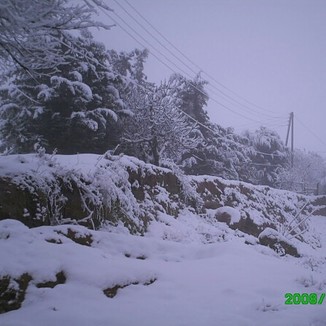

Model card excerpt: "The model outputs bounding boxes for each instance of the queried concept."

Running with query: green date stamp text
[285,293,325,305]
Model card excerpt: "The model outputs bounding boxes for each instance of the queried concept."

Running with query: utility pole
[285,112,294,167]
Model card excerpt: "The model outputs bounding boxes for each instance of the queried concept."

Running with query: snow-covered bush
[161,159,203,209]
[120,76,203,166]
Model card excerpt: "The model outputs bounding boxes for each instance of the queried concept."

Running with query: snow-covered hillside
[0,152,324,234]
[1,153,326,325]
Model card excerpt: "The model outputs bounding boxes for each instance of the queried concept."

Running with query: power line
[116,0,277,120]
[123,0,278,118]
[109,6,195,80]
[234,118,288,130]
[247,162,283,167]
[255,150,286,158]
[103,6,267,123]
[112,0,199,76]
[296,116,326,149]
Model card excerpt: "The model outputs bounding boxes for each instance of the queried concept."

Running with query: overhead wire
[115,0,276,119]
[87,3,326,161]
[247,162,283,167]
[231,118,289,132]
[295,116,326,149]
[106,0,290,124]
[123,0,279,118]
[102,5,268,123]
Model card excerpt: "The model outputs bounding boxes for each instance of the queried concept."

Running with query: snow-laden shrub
[7,152,144,232]
[91,155,141,231]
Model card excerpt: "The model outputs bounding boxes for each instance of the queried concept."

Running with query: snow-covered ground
[1,213,326,326]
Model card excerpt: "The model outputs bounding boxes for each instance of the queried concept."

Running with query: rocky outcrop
[0,273,32,314]
[0,177,48,227]
[193,175,326,239]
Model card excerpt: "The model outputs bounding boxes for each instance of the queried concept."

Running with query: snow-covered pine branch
[0,33,133,154]
[0,0,113,73]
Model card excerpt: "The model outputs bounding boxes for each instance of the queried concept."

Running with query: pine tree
[0,34,135,154]
[244,127,289,187]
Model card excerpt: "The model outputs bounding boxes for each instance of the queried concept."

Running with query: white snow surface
[0,153,170,178]
[0,153,326,325]
[1,215,326,326]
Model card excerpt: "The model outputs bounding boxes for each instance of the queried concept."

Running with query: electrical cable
[102,6,273,124]
[295,116,326,149]
[115,0,277,119]
[95,4,291,159]
[123,0,278,117]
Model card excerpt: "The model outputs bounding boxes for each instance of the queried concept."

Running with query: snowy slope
[0,215,326,326]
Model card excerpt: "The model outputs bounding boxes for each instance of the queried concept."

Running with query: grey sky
[93,0,326,155]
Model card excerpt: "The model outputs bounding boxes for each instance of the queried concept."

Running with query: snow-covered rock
[259,227,300,257]
[210,206,241,225]
[0,154,196,232]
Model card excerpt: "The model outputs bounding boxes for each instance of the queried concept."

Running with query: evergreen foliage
[0,35,140,154]
[244,127,289,186]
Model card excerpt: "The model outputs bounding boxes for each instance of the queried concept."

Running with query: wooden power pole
[285,112,294,167]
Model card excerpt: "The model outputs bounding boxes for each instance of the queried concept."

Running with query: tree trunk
[151,136,160,166]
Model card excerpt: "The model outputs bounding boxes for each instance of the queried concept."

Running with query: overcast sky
[93,0,326,155]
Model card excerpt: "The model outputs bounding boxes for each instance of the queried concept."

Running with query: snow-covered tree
[278,149,326,193]
[169,75,252,180]
[0,34,135,154]
[182,123,254,180]
[0,0,113,74]
[244,127,289,187]
[108,49,149,85]
[172,73,210,131]
[121,77,203,166]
